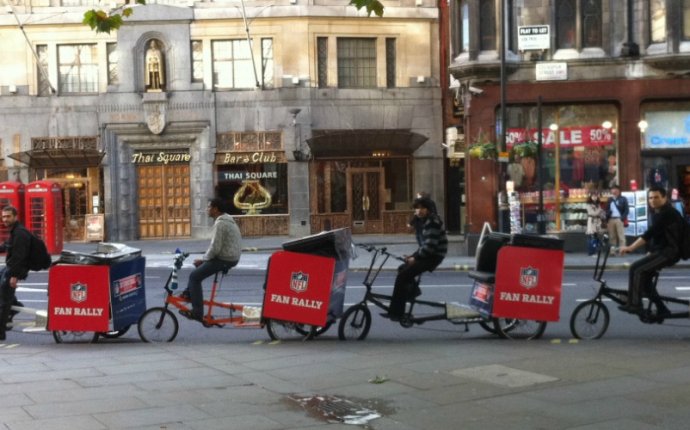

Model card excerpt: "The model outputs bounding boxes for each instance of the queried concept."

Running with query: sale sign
[262,251,336,327]
[492,246,564,322]
[48,265,111,332]
[507,126,614,148]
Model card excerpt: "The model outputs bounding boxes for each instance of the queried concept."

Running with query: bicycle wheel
[493,318,546,340]
[138,307,179,343]
[295,321,332,337]
[265,319,316,341]
[52,331,99,344]
[337,303,372,341]
[478,320,498,334]
[570,300,609,340]
[99,325,131,339]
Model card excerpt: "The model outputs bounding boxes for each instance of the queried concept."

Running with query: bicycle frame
[161,253,260,328]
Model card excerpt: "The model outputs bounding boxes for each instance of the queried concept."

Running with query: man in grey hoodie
[179,197,242,321]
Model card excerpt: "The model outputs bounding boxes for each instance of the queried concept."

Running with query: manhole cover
[288,394,382,425]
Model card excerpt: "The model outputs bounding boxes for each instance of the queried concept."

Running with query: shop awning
[306,129,428,157]
[8,148,105,169]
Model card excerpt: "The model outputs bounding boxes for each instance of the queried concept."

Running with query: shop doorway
[347,167,385,234]
[137,164,191,238]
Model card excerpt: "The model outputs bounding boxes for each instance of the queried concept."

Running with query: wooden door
[138,164,191,238]
[347,168,385,234]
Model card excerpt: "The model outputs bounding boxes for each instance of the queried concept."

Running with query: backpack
[27,232,52,271]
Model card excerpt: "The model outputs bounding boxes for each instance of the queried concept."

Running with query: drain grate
[288,394,382,425]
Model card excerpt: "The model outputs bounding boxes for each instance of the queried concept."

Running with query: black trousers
[389,256,443,317]
[628,253,675,308]
[0,269,17,335]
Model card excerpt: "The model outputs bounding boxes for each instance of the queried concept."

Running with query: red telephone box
[25,181,63,254]
[0,181,25,246]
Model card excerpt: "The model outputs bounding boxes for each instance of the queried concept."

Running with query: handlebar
[354,243,406,262]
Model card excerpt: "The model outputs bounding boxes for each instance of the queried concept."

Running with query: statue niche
[145,40,165,92]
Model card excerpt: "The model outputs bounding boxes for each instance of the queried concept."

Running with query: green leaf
[122,7,134,17]
[136,0,146,4]
[349,0,384,17]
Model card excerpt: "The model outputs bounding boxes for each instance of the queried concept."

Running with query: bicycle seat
[467,270,495,284]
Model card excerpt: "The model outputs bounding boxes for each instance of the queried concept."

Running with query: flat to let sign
[518,25,550,51]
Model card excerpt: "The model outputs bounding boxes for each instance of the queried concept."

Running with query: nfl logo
[290,272,309,293]
[70,283,87,303]
[519,267,539,289]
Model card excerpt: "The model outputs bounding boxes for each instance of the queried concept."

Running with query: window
[385,38,396,88]
[682,0,690,40]
[107,43,118,85]
[212,39,255,89]
[556,0,576,49]
[479,0,496,51]
[337,38,376,88]
[191,40,203,83]
[261,38,274,89]
[582,0,602,48]
[555,0,602,50]
[58,44,98,94]
[461,0,469,53]
[36,44,51,96]
[317,37,328,88]
[650,0,666,44]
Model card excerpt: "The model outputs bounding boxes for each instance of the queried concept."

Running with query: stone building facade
[0,0,442,241]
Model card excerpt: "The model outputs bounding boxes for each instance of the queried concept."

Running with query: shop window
[650,0,667,44]
[314,159,411,214]
[107,42,118,85]
[504,104,618,233]
[337,38,376,88]
[216,163,288,215]
[191,40,203,84]
[479,0,496,51]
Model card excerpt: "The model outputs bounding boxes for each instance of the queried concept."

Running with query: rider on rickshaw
[619,185,685,317]
[382,196,448,321]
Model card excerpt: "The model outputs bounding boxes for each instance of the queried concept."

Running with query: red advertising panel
[492,246,563,322]
[507,126,614,148]
[262,251,336,327]
[48,264,110,332]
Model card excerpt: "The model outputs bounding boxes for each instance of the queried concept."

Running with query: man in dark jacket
[384,197,448,321]
[0,206,31,340]
[619,186,683,316]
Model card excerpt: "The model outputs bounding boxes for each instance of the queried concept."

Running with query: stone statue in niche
[145,40,165,92]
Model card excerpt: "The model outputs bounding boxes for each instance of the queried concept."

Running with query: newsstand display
[48,243,146,343]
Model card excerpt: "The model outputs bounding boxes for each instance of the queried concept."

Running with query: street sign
[535,62,567,81]
[518,25,550,51]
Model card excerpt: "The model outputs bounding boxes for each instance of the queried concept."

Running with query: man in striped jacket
[384,196,448,321]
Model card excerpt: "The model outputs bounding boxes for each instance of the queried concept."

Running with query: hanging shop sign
[131,151,191,165]
[643,111,690,149]
[215,151,287,165]
[506,126,614,148]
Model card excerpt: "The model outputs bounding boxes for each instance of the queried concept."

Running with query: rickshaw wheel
[99,325,131,339]
[138,307,179,343]
[570,300,609,340]
[337,303,371,341]
[265,319,316,341]
[478,320,498,334]
[296,322,332,337]
[52,331,99,344]
[493,318,546,340]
